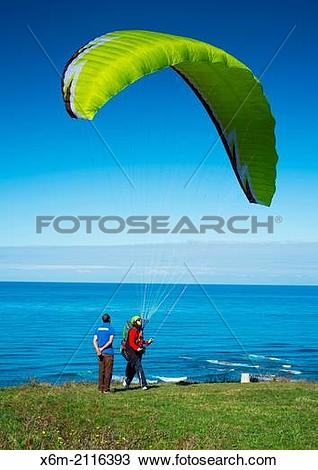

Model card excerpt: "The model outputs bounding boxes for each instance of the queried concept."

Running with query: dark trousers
[98,354,114,391]
[123,348,147,387]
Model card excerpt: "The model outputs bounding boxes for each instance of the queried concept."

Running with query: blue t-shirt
[95,324,115,355]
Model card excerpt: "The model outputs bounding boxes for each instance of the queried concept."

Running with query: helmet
[130,315,141,325]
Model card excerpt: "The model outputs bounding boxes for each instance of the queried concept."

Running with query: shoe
[123,379,129,389]
[142,386,148,390]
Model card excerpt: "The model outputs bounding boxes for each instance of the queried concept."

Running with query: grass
[0,381,317,449]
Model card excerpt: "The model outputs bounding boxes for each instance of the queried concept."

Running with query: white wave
[231,362,260,369]
[179,356,193,360]
[282,364,291,368]
[78,370,93,376]
[207,360,260,369]
[279,369,302,375]
[155,376,187,383]
[249,354,285,363]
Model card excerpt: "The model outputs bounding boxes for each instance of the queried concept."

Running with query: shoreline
[1,374,316,390]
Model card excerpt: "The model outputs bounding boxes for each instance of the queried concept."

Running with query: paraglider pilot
[122,315,153,390]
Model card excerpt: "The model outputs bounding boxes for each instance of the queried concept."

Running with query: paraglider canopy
[62,30,278,206]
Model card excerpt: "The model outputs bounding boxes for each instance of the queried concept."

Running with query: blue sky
[0,0,317,282]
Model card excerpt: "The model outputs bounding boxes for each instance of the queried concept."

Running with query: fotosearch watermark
[36,215,283,235]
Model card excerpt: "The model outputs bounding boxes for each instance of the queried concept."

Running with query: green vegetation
[0,381,317,449]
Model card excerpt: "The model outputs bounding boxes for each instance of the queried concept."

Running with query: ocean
[0,282,317,387]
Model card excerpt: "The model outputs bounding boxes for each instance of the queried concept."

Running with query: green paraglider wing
[62,30,278,206]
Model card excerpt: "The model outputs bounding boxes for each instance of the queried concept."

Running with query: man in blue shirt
[93,313,115,393]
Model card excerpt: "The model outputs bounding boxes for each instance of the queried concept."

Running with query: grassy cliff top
[1,381,317,450]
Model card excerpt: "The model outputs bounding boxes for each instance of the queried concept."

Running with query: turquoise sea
[0,282,317,386]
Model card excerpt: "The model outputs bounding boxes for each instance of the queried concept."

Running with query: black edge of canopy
[171,65,257,204]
